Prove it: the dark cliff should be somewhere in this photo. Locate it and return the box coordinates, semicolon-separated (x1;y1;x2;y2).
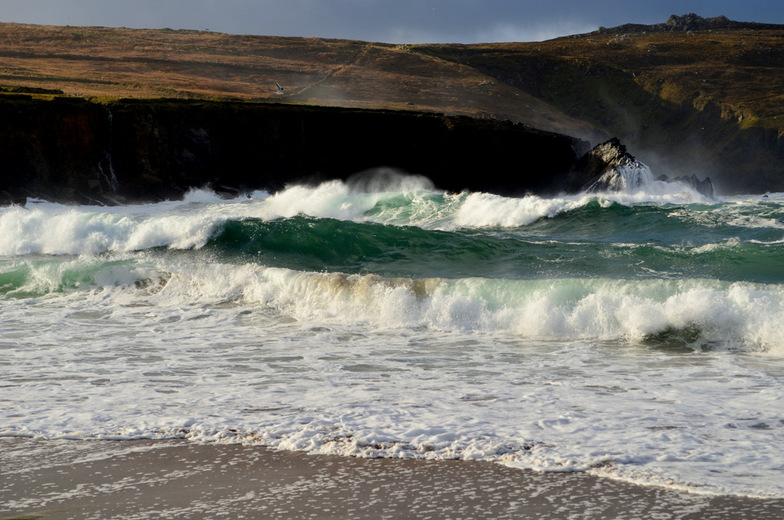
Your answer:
0;95;587;204
416;18;784;194
0;21;782;195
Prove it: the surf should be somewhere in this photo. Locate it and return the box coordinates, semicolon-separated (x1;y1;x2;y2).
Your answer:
4;252;782;354
2;175;784;499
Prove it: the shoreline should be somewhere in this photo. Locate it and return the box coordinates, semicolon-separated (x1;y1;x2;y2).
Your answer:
2;437;783;519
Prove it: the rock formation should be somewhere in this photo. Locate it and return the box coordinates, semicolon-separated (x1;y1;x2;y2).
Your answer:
0;96;588;204
565;138;714;197
664;14;731;31
1;94;724;205
657;175;715;198
564;138;651;192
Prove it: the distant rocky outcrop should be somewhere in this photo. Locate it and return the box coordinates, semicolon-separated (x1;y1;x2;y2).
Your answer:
659;13;784;32
594;13;783;34
564;138;650;192
664;14;730;31
565;138;714;197
657;174;715;198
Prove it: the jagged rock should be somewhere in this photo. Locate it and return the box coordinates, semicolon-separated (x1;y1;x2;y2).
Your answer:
686;175;715;198
567;137;715;196
657;174;715;198
665;14;731;31
564;137;651;192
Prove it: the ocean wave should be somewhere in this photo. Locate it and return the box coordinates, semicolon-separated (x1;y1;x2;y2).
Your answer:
4;256;782;353
0;204;221;256
237;269;783;353
1;182;782;287
3;178;783;500
0;181;778;255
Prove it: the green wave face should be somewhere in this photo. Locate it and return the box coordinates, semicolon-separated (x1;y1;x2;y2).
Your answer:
0;263;31;296
200;203;784;283
0;256;163;298
3;185;784;499
205;216;531;279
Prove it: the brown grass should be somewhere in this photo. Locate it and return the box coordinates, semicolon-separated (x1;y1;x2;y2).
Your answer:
0;22;595;137
0;21;782;138
423;28;784;132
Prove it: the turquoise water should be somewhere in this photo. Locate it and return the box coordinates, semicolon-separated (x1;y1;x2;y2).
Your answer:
1;176;783;497
202;200;784;283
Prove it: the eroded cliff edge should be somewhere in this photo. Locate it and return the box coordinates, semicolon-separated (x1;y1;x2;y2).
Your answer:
0;95;591;204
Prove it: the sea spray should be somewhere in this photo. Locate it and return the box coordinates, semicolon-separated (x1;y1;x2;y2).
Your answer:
2;182;784;498
169;268;784;352
5;252;781;353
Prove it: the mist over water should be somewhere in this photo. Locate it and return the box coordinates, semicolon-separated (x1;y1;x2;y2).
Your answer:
2;171;784;498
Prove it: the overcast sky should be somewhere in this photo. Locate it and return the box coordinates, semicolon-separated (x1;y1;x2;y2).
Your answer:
0;0;781;43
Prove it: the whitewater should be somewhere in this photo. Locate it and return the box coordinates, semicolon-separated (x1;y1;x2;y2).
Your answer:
1;172;783;498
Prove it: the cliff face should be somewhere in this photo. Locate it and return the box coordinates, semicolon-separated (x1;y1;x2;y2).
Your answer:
0;21;782;195
0;96;586;204
416;20;784;194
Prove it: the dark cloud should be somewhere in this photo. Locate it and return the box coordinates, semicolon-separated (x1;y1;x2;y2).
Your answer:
0;0;781;43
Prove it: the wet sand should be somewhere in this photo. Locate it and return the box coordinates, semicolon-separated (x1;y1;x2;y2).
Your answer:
1;436;782;519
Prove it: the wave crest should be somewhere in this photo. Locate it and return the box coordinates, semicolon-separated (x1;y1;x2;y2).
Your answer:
17;258;776;353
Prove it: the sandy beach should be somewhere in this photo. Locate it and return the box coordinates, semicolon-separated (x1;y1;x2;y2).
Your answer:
1;436;782;519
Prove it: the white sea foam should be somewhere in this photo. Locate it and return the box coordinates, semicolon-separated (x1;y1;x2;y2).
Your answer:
0;179;721;258
250;176;711;230
1;185;783;499
6;252;782;353
0;204;219;256
2;258;784;497
177;267;784;353
453;192;590;227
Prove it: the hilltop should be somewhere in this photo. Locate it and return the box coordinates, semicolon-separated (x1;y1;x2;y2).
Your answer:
0;14;782;193
418;14;784;193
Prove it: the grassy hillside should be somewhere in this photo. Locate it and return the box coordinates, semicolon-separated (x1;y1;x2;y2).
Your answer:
425;22;784;131
0;16;782;193
416;17;784;192
0;22;593;137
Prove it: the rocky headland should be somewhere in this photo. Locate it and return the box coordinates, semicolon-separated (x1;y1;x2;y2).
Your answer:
0;95;592;205
0;14;781;202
